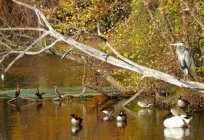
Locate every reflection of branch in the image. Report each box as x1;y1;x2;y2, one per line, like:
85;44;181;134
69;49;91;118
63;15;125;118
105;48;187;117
4;32;49;73
76;59;87;97
4;39;60;56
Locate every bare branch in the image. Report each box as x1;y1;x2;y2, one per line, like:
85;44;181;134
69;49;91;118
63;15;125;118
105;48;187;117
4;39;60;56
3;32;49;73
61;48;73;60
96;24;143;73
0;41;13;50
0;27;45;32
122;89;144;107
12;0;54;31
180;0;204;31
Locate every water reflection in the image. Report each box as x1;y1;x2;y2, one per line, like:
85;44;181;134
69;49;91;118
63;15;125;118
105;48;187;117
0;99;203;140
102;115;114;121
71;125;82;135
0;54;108;89
36;103;43;111
137;109;153;117
116;121;127;129
164;128;190;139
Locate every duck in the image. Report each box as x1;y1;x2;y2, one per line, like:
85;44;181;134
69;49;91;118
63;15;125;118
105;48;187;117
170;107;187;117
71;114;83;126
15;85;20;98
177;95;189;108
137;100;153;108
116;111;127;122
35;88;45;99
100;107;115;116
163;116;193;128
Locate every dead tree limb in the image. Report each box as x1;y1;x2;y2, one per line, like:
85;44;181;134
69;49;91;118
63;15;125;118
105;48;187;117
0;0;204;93
3;32;49;73
122;89;144;107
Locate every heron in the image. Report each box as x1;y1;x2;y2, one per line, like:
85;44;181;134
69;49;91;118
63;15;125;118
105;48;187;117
171;42;192;79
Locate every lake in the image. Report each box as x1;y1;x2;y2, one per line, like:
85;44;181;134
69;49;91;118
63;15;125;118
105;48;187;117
0;54;204;140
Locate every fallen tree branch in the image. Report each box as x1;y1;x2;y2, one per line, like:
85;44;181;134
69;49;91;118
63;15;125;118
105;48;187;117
122;89;144;107
1;0;204;94
3;32;49;73
0;27;45;32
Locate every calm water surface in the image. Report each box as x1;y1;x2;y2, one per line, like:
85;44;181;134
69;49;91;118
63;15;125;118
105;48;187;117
0;55;204;140
0;54;107;90
0;99;204;140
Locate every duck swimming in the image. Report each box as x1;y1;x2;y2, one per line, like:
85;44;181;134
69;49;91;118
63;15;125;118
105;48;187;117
71;114;83;126
116;111;127;122
163;116;192;128
100;107;115;116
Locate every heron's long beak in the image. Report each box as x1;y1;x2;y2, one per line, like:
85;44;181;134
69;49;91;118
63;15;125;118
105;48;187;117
170;43;179;46
170;42;183;46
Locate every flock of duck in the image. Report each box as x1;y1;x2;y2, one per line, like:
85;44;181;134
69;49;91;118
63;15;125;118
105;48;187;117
11;85;193;135
70;107;128;133
70;96;193;131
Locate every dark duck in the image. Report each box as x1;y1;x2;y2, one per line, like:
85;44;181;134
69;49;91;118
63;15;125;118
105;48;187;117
35;88;45;99
116;111;127;122
71;114;83;126
15;85;20;98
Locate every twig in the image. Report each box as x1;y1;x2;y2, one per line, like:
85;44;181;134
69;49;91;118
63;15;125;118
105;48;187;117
96;23;143;73
0;27;45;32
3;32;49;73
61;48;73;60
180;0;204;31
0;42;13;50
137;75;146;90
122;89;144;107
76;87;87;97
